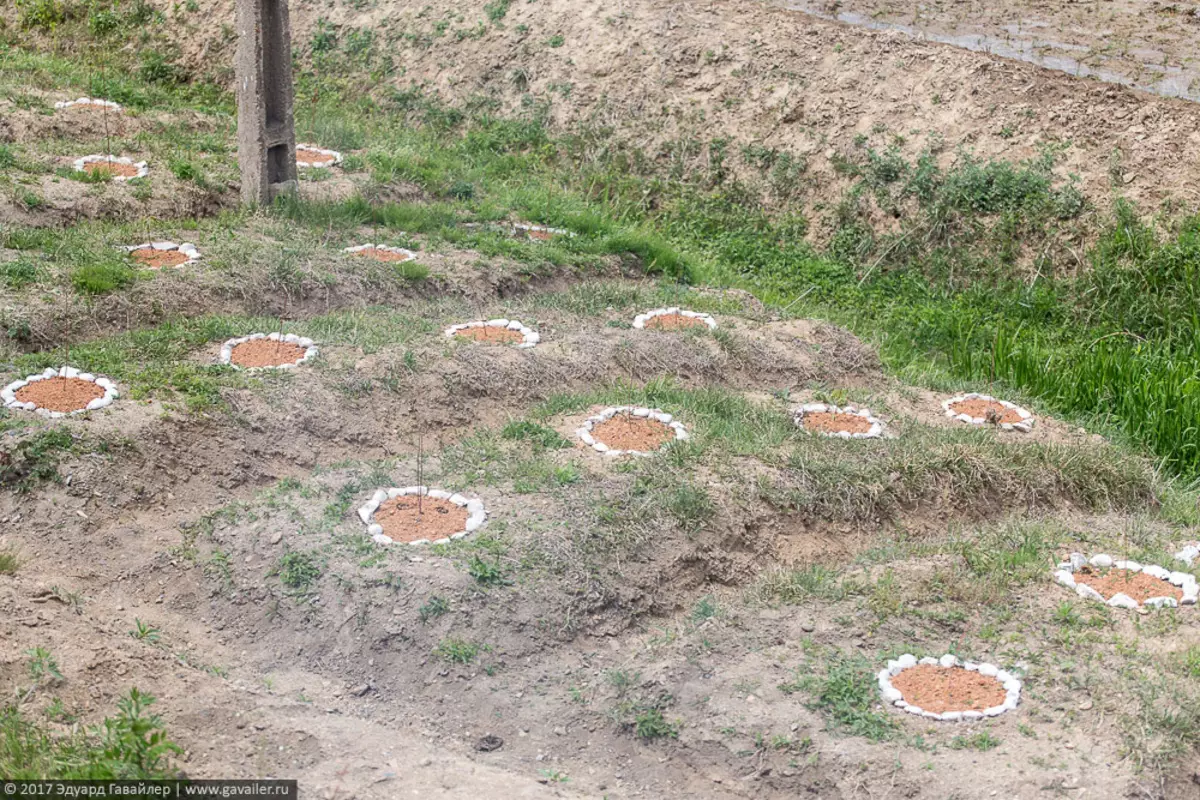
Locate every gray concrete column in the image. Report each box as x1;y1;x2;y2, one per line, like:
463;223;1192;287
236;0;298;205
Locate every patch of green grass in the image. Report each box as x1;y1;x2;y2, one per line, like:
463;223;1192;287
633;707;679;740
501;420;572;450
275;551;322;590
0;689;180;778
71;260;136;295
466;554;510;586
949;731;1001;751
780;652;898;742
756;564;857;604
433;637;482;664
0;549;19;575
0;429;76;492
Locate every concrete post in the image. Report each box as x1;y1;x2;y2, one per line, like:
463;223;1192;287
236;0;298;205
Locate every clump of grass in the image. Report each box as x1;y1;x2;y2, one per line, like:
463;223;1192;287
434;637;482;664
0;548;19;575
633;707;679;740
71;260;135;295
949;731;1001;751
755;564;857;604
0;430;76;492
418;595;450;623
275;551;322;590
780;652;898;742
501;420;572;450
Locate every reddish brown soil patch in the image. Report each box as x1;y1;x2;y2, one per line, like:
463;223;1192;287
230;339;307;368
644;313;707;331
130;248;189;269
353;247;413;263
82;160;139;178
891;665;1007;714
592;414;675;451
802;411;872;435
374;496;469;543
455;326;524;345
15;377;105;413
296;147;337;166
948;398;1023;425
1074;567;1183;603
525;228;555;241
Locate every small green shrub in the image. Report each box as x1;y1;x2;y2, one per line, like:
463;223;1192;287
484;0;510;21
0;430;76;492
633;707;679;740
418;595;450;623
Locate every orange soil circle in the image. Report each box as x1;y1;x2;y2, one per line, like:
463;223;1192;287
455;326;524;345
948;398;1023;425
296;147;337;166
374;495;470;543
82;160;139;178
525;228;555;241
592;413;675;452
644;313;708;331
890;665;1007;715
15;377;105;413
230;339;308;368
354;247;414;263
801;411;873;435
1073;567;1183;603
130;248;189;269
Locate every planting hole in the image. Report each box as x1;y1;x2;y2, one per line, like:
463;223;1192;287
359;487;487;546
633;308;717;330
346;244;416;263
513;223;572;241
84;160;139;179
879;655;1020;720
795;403;884;438
456;326;523;345
220;333;318;370
374;496;469;544
444;320;540;348
593;413;674;451
3;368;119;416
1053;553;1197;608
16;378;104;414
131;248;188;268
942;393;1033;432
891;665;1007;715
1074;567;1182;603
295;145;342;168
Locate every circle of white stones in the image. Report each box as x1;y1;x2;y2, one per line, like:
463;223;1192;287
343;244;417;262
793;402;885;439
295;144;343;168
72;154;148;181
357;487;487;546
1175;542;1200;566
444;319;540;349
632;307;718;330
941;392;1034;432
513;223;574;239
878;654;1021;721
123;241;200;266
219;333;319;370
1054;553;1198;609
577;406;688;456
55;97;122;111
2;367;119;418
